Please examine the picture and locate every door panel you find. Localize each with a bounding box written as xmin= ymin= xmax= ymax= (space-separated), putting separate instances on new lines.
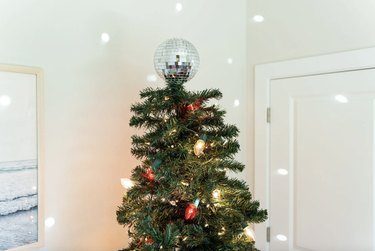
xmin=270 ymin=69 xmax=375 ymax=251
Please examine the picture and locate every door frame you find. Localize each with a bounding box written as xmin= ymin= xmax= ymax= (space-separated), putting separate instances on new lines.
xmin=254 ymin=47 xmax=375 ymax=250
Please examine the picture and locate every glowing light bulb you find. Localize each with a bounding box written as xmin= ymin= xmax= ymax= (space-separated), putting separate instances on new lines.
xmin=0 ymin=95 xmax=11 ymax=107
xmin=101 ymin=33 xmax=110 ymax=43
xmin=194 ymin=139 xmax=206 ymax=156
xmin=212 ymin=189 xmax=221 ymax=199
xmin=120 ymin=178 xmax=134 ymax=189
xmin=244 ymin=226 xmax=255 ymax=241
xmin=170 ymin=200 xmax=177 ymax=206
xmin=218 ymin=227 xmax=226 ymax=236
xmin=181 ymin=181 xmax=189 ymax=186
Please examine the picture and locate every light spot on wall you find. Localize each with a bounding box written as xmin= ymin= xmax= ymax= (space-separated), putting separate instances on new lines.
xmin=233 ymin=99 xmax=240 ymax=107
xmin=101 ymin=33 xmax=110 ymax=43
xmin=0 ymin=95 xmax=11 ymax=107
xmin=276 ymin=234 xmax=288 ymax=241
xmin=277 ymin=169 xmax=288 ymax=175
xmin=253 ymin=15 xmax=265 ymax=23
xmin=227 ymin=58 xmax=233 ymax=64
xmin=176 ymin=3 xmax=183 ymax=12
xmin=147 ymin=74 xmax=157 ymax=82
xmin=45 ymin=217 xmax=56 ymax=228
xmin=334 ymin=94 xmax=348 ymax=103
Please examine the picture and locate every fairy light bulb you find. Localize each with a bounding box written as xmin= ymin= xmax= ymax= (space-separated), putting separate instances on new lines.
xmin=218 ymin=227 xmax=226 ymax=236
xmin=244 ymin=226 xmax=255 ymax=241
xmin=212 ymin=189 xmax=221 ymax=199
xmin=194 ymin=139 xmax=205 ymax=156
xmin=144 ymin=168 xmax=155 ymax=182
xmin=169 ymin=128 xmax=177 ymax=135
xmin=181 ymin=181 xmax=189 ymax=186
xmin=120 ymin=178 xmax=134 ymax=189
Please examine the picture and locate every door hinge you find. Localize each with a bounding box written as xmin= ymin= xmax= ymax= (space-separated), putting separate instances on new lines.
xmin=266 ymin=227 xmax=270 ymax=242
xmin=266 ymin=107 xmax=271 ymax=123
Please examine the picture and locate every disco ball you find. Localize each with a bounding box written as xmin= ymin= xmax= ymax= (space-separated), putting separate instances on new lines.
xmin=154 ymin=38 xmax=200 ymax=83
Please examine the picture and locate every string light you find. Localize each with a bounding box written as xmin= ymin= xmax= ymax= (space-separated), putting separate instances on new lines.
xmin=212 ymin=189 xmax=221 ymax=199
xmin=244 ymin=226 xmax=255 ymax=241
xmin=170 ymin=201 xmax=177 ymax=206
xmin=120 ymin=178 xmax=134 ymax=189
xmin=144 ymin=168 xmax=155 ymax=182
xmin=181 ymin=181 xmax=189 ymax=186
xmin=218 ymin=227 xmax=226 ymax=236
xmin=194 ymin=139 xmax=205 ymax=156
xmin=169 ymin=128 xmax=177 ymax=135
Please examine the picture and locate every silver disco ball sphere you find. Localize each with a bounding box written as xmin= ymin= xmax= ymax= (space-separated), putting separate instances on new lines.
xmin=154 ymin=38 xmax=200 ymax=83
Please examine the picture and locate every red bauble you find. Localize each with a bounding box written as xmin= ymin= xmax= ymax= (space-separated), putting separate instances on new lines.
xmin=186 ymin=98 xmax=203 ymax=112
xmin=186 ymin=104 xmax=195 ymax=111
xmin=143 ymin=168 xmax=155 ymax=182
xmin=145 ymin=237 xmax=153 ymax=245
xmin=185 ymin=203 xmax=198 ymax=220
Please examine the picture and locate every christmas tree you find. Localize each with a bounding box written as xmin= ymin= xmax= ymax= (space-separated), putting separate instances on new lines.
xmin=117 ymin=38 xmax=267 ymax=251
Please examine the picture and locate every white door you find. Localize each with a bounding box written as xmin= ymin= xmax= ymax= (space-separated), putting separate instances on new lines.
xmin=269 ymin=68 xmax=375 ymax=251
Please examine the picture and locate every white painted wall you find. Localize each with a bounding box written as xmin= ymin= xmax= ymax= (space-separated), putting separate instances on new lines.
xmin=0 ymin=1 xmax=247 ymax=250
xmin=247 ymin=0 xmax=375 ymax=192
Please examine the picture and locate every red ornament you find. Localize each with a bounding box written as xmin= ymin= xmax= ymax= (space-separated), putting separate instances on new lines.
xmin=186 ymin=98 xmax=203 ymax=112
xmin=143 ymin=168 xmax=155 ymax=182
xmin=185 ymin=203 xmax=198 ymax=220
xmin=145 ymin=237 xmax=153 ymax=245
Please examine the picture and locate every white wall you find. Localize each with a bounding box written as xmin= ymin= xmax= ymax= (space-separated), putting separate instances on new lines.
xmin=0 ymin=1 xmax=247 ymax=250
xmin=247 ymin=0 xmax=375 ymax=192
